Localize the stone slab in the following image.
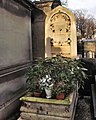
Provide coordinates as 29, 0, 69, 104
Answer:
21, 113, 70, 120
19, 91, 78, 120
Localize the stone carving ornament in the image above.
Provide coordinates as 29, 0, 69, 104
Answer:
49, 11, 71, 45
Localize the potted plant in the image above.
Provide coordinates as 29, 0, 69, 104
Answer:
39, 74, 54, 98
19, 55, 88, 120
26, 55, 87, 99
52, 56, 88, 99
52, 81, 66, 100
26, 67, 42, 97
26, 57, 55, 98
52, 79, 78, 100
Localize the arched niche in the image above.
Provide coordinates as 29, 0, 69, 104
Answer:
45, 6, 77, 58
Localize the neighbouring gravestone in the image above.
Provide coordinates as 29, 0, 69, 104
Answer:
83, 40, 96, 58
18, 91, 78, 120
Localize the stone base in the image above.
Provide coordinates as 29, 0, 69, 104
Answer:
19, 91, 78, 120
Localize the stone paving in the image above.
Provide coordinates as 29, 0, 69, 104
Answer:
74, 97, 93, 120
8, 97, 93, 120
7, 112, 20, 120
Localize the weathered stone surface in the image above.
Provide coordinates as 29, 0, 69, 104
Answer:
20, 103, 70, 117
0, 0, 32, 119
10, 97, 94, 120
45, 6, 77, 58
21, 112, 70, 120
19, 91, 78, 120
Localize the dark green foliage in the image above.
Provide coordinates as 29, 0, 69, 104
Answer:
26, 55, 88, 96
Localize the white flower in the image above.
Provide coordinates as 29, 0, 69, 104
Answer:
81, 68, 88, 71
71, 71, 74, 74
39, 74, 53, 89
77, 66, 80, 69
70, 68, 74, 74
46, 75, 49, 78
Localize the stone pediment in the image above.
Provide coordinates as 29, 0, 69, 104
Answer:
46, 5, 76, 23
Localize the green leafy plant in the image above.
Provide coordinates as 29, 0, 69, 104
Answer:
26, 55, 87, 97
26, 57, 55, 93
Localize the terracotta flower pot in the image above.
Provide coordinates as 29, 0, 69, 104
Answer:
56, 93, 65, 100
33, 92, 41, 97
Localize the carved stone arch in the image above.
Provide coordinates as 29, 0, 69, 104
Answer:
45, 6, 77, 58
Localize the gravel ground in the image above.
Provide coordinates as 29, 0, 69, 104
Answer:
7, 111, 20, 120
74, 97, 93, 120
8, 97, 93, 120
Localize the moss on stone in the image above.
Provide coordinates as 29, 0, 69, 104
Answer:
20, 96, 70, 105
